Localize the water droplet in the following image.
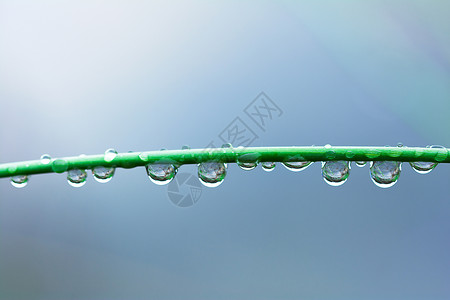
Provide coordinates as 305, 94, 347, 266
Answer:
282, 161, 312, 172
40, 154, 51, 164
146, 163, 177, 185
236, 153, 260, 171
92, 166, 115, 183
345, 150, 355, 159
370, 161, 401, 188
366, 149, 381, 159
397, 142, 404, 147
325, 149, 336, 160
7, 165, 17, 174
67, 169, 87, 187
324, 144, 332, 149
181, 145, 191, 150
222, 143, 233, 148
104, 148, 118, 162
237, 161, 258, 170
409, 161, 437, 174
431, 145, 447, 162
261, 162, 276, 172
11, 175, 28, 188
52, 159, 68, 173
355, 161, 367, 167
198, 161, 226, 187
139, 152, 149, 162
322, 161, 350, 186
408, 145, 443, 174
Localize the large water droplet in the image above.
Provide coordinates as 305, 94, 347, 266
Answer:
355, 161, 367, 168
282, 161, 312, 172
104, 148, 118, 162
40, 154, 51, 165
198, 161, 227, 187
92, 166, 115, 183
11, 175, 28, 188
261, 162, 276, 172
146, 163, 177, 185
370, 161, 401, 188
67, 169, 87, 187
322, 161, 350, 186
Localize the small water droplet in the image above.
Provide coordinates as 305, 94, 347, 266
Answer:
355, 161, 367, 167
181, 145, 191, 150
345, 150, 355, 159
67, 169, 87, 187
92, 166, 115, 183
104, 148, 118, 162
366, 149, 381, 159
221, 143, 233, 148
7, 165, 18, 174
146, 163, 177, 185
325, 149, 336, 160
52, 159, 68, 173
11, 175, 28, 188
282, 161, 312, 172
397, 142, 404, 147
40, 154, 51, 164
322, 161, 350, 186
261, 162, 276, 172
370, 161, 401, 188
138, 152, 149, 162
198, 161, 226, 187
324, 144, 332, 149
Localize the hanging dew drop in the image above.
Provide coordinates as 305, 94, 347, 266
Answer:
236, 153, 260, 171
67, 169, 87, 187
370, 161, 401, 188
261, 162, 276, 172
145, 163, 177, 185
40, 154, 52, 165
11, 175, 28, 188
410, 145, 444, 174
282, 161, 312, 172
409, 161, 437, 174
237, 162, 258, 171
355, 161, 367, 168
92, 166, 115, 183
104, 148, 118, 162
322, 161, 350, 186
198, 161, 227, 187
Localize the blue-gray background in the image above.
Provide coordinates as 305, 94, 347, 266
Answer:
0, 1, 449, 299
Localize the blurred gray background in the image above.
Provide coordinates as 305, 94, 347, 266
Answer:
0, 1, 449, 299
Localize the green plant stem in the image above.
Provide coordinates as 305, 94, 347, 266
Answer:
0, 146, 448, 179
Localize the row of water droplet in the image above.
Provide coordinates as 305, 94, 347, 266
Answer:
10, 145, 445, 189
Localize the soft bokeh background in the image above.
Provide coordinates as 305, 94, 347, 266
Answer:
1, 1, 449, 299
